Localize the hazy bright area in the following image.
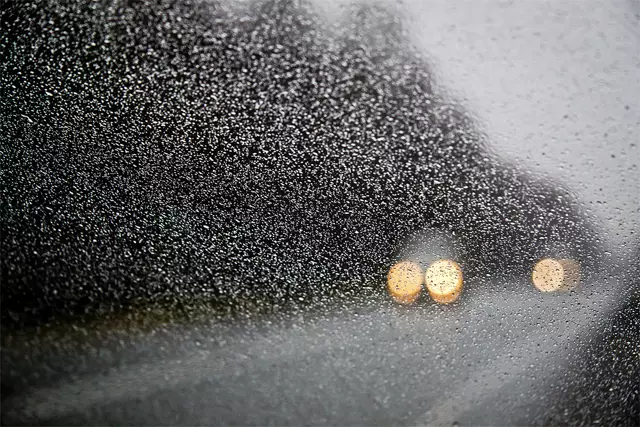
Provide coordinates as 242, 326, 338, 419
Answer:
402, 0, 639, 250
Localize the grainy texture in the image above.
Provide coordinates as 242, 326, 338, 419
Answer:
0, 0, 599, 324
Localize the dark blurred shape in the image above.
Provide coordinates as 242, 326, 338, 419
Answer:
0, 0, 601, 327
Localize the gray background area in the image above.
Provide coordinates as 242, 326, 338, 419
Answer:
403, 0, 639, 249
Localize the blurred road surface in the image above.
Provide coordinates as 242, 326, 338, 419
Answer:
2, 266, 629, 425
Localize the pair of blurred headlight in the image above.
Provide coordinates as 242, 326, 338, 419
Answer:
387, 260, 463, 305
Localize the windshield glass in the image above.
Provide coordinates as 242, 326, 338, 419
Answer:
1, 0, 638, 425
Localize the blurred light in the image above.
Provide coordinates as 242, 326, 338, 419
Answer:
387, 261, 423, 304
424, 259, 463, 304
531, 258, 581, 292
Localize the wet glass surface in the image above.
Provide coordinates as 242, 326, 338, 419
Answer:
1, 0, 638, 425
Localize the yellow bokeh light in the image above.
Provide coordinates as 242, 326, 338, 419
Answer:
531, 258, 580, 292
387, 261, 423, 304
424, 259, 463, 304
